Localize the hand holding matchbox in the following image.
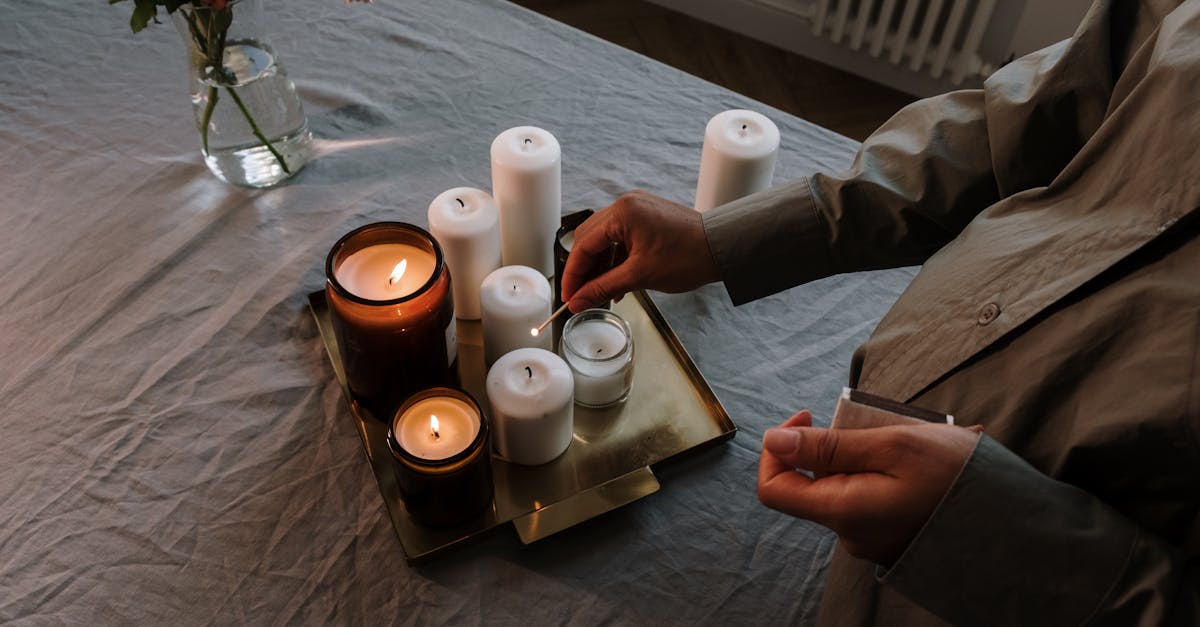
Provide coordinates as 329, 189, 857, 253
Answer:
831, 388, 954, 430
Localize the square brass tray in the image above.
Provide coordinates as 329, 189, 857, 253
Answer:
309, 289, 735, 562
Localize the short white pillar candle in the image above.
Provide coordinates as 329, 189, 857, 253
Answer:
559, 309, 634, 408
479, 265, 552, 366
486, 348, 574, 465
693, 109, 780, 213
427, 187, 502, 320
490, 126, 561, 277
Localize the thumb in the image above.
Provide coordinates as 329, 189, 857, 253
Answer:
763, 426, 886, 474
567, 262, 638, 312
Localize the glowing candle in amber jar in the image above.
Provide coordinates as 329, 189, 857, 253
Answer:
325, 223, 457, 421
387, 387, 494, 526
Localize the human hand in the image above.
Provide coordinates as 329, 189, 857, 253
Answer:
757, 411, 982, 566
560, 190, 720, 312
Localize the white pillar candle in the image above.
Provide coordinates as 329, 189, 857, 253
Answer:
560, 309, 634, 407
394, 394, 481, 461
479, 265, 552, 366
486, 348, 574, 465
490, 126, 561, 277
427, 187, 502, 320
335, 243, 437, 301
693, 109, 780, 213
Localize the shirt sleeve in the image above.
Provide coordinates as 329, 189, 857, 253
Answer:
703, 0, 1116, 306
879, 435, 1200, 626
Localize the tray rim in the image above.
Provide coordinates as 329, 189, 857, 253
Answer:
308, 288, 736, 562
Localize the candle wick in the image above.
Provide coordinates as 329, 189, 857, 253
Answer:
525, 366, 532, 378
455, 197, 464, 208
741, 124, 747, 131
524, 138, 532, 145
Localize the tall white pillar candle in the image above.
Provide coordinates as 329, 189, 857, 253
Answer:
486, 348, 574, 465
693, 109, 780, 212
560, 309, 634, 407
428, 187, 502, 320
479, 265, 552, 366
490, 126, 561, 277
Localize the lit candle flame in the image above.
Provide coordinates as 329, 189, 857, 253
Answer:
430, 414, 440, 439
388, 259, 408, 286
530, 327, 539, 337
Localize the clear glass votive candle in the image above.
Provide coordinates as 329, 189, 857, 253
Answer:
559, 309, 634, 408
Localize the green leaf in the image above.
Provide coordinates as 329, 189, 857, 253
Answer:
163, 0, 190, 14
129, 0, 158, 33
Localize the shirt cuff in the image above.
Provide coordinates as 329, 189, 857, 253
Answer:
876, 435, 1138, 626
701, 176, 837, 305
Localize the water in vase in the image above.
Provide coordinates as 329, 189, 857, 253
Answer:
191, 41, 311, 188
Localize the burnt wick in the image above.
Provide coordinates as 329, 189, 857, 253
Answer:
525, 366, 533, 378
455, 197, 464, 208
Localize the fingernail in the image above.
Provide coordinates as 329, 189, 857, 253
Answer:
764, 428, 799, 454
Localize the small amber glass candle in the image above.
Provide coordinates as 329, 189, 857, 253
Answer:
387, 387, 494, 526
326, 222, 457, 421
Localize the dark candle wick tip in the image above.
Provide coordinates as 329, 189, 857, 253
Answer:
525, 366, 532, 378
524, 138, 532, 145
741, 124, 747, 131
455, 198, 464, 208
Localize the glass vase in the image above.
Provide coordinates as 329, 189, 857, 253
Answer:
173, 0, 311, 188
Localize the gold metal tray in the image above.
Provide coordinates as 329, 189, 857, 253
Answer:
309, 289, 735, 562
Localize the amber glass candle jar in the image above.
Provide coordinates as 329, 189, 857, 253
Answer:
387, 387, 494, 526
552, 209, 609, 349
325, 222, 457, 421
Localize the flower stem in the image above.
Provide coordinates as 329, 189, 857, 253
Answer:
224, 85, 291, 174
199, 86, 219, 155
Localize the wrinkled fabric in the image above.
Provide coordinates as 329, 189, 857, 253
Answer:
704, 0, 1200, 625
0, 0, 915, 624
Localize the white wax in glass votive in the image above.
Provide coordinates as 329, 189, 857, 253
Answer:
480, 265, 552, 365
560, 309, 634, 408
558, 229, 574, 252
490, 126, 562, 277
395, 395, 481, 461
334, 243, 437, 301
486, 348, 574, 465
428, 187, 502, 320
693, 109, 780, 213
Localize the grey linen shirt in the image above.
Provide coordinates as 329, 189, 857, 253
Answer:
702, 0, 1200, 625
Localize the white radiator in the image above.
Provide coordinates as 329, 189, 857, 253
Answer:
647, 0, 1090, 96
805, 0, 999, 85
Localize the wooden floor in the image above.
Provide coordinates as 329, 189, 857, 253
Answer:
510, 0, 916, 141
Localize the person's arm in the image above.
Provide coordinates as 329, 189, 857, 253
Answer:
758, 421, 1200, 626
709, 0, 1115, 304
881, 436, 1200, 626
705, 89, 999, 304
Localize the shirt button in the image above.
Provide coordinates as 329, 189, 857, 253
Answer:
977, 302, 1001, 325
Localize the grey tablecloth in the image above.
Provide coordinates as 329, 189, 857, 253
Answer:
0, 0, 916, 624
